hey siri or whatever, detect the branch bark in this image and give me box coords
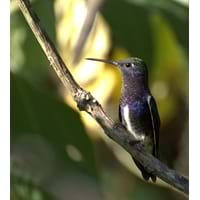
[16,0,189,195]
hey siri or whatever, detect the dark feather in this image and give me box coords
[147,95,160,157]
[132,157,156,182]
[119,102,158,182]
[119,105,122,122]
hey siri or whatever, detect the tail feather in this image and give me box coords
[132,157,156,182]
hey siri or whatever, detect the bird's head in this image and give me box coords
[86,57,148,79]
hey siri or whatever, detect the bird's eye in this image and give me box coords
[126,63,131,68]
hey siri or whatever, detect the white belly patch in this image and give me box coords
[123,105,145,141]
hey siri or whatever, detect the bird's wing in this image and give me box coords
[147,95,160,157]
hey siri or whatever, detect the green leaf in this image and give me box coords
[102,0,153,66]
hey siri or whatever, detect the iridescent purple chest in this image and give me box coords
[131,100,147,117]
[121,98,147,118]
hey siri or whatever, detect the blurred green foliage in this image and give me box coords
[102,0,188,66]
[11,0,56,84]
[11,0,188,199]
[11,73,101,199]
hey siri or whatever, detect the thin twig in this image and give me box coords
[73,0,105,64]
[16,0,189,195]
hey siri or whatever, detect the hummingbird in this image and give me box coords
[86,57,160,182]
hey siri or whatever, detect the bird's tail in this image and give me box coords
[132,157,156,182]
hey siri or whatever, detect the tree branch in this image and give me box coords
[16,0,189,195]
